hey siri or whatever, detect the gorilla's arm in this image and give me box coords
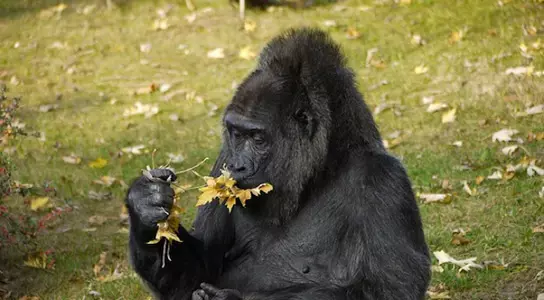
[346,153,431,300]
[128,150,234,299]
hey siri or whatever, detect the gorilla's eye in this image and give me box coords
[294,109,309,124]
[253,133,266,145]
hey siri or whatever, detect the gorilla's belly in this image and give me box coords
[218,239,332,292]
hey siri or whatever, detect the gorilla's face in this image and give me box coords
[221,69,330,194]
[223,110,272,189]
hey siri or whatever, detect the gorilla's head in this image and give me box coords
[220,28,382,217]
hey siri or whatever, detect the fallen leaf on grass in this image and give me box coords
[39,3,67,18]
[93,252,107,277]
[414,64,429,74]
[207,48,225,59]
[427,103,448,113]
[441,108,456,123]
[533,224,544,233]
[24,251,54,269]
[448,30,464,44]
[527,165,544,177]
[487,170,503,180]
[451,141,463,147]
[418,193,452,204]
[501,145,518,156]
[140,43,152,53]
[134,83,158,95]
[152,19,170,31]
[88,190,112,201]
[123,102,159,118]
[88,215,108,226]
[475,176,485,185]
[433,250,483,272]
[62,155,81,164]
[88,158,107,169]
[426,291,451,299]
[346,27,361,40]
[516,104,544,117]
[451,228,471,245]
[239,46,256,60]
[243,20,257,32]
[492,129,518,142]
[462,181,475,196]
[30,197,50,211]
[122,144,146,155]
[323,20,337,27]
[505,66,534,76]
[410,34,426,46]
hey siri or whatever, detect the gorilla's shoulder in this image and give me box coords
[257,27,348,75]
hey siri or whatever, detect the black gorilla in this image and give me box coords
[126,28,431,300]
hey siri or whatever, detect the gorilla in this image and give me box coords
[126,28,431,300]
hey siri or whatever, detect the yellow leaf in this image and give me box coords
[346,27,361,40]
[235,189,252,207]
[243,20,257,32]
[88,157,107,169]
[196,187,219,207]
[441,108,456,123]
[449,30,463,44]
[414,64,428,74]
[24,252,48,269]
[30,197,50,211]
[475,176,485,185]
[225,196,237,212]
[239,46,256,60]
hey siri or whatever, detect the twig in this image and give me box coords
[175,157,209,175]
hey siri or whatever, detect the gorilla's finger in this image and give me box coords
[146,183,174,207]
[191,290,208,300]
[148,168,177,182]
[200,283,220,296]
[139,206,170,227]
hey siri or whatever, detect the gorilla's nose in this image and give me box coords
[228,160,254,181]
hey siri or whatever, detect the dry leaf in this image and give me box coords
[427,291,451,299]
[487,170,503,180]
[441,108,456,123]
[462,181,474,196]
[30,197,50,211]
[88,215,108,226]
[123,102,159,118]
[475,176,485,185]
[346,27,361,39]
[433,250,483,272]
[533,224,544,233]
[323,20,337,27]
[167,153,185,164]
[122,144,145,155]
[427,103,448,113]
[140,43,152,53]
[93,252,107,277]
[414,64,429,74]
[448,30,464,44]
[527,165,544,177]
[492,129,519,142]
[422,96,434,104]
[418,193,452,204]
[505,66,534,76]
[197,168,273,212]
[243,20,257,32]
[239,46,256,60]
[451,141,463,147]
[152,19,170,31]
[516,104,544,117]
[88,157,107,169]
[207,48,225,59]
[501,145,518,156]
[24,252,49,269]
[62,155,81,164]
[92,176,118,186]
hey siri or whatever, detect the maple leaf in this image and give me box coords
[88,157,107,169]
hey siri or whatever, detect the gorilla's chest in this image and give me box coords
[218,213,338,292]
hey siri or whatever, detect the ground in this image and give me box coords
[0,0,543,299]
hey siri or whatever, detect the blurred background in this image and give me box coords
[0,0,543,299]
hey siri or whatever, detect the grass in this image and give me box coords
[0,0,543,299]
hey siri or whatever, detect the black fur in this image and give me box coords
[126,28,431,300]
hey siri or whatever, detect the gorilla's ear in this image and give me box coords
[294,108,316,138]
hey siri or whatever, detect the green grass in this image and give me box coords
[0,0,543,299]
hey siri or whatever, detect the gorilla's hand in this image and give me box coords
[192,283,242,300]
[126,168,177,229]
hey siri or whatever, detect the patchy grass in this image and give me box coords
[0,0,543,299]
